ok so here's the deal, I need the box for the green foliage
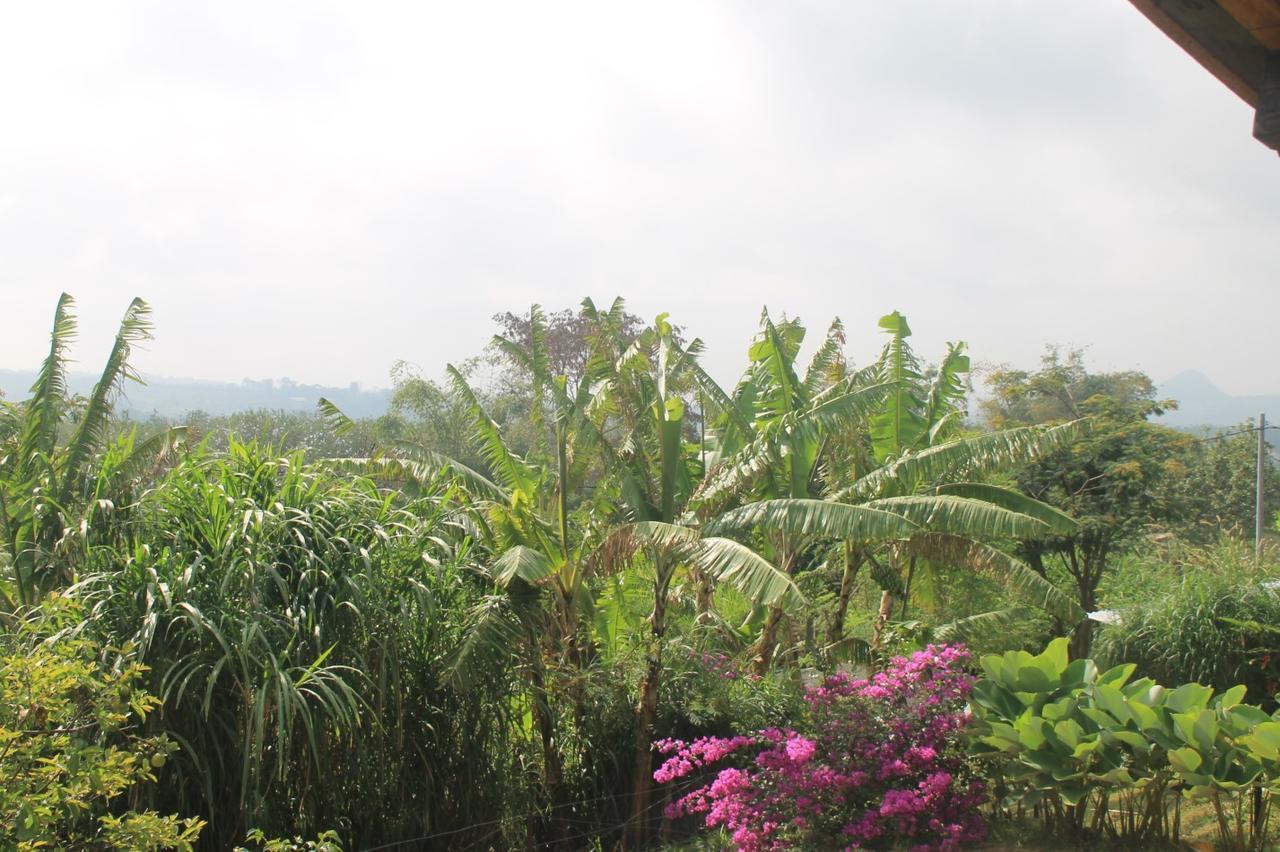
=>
[71,440,522,849]
[1160,422,1280,543]
[0,294,188,606]
[868,310,969,462]
[15,292,1269,850]
[971,637,1280,850]
[0,599,203,850]
[1094,537,1280,706]
[235,828,342,852]
[982,347,1193,656]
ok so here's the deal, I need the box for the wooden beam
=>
[1128,0,1269,104]
[1254,51,1280,150]
[1219,0,1280,49]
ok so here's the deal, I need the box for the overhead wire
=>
[359,781,672,852]
[1186,424,1279,444]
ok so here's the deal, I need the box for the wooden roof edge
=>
[1127,0,1261,105]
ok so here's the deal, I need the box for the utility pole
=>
[1259,412,1268,561]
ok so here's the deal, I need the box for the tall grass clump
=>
[1094,536,1280,706]
[69,440,531,849]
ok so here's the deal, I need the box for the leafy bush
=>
[234,828,343,851]
[654,645,986,851]
[657,640,806,735]
[970,637,1280,850]
[71,441,527,849]
[1093,537,1280,706]
[0,599,203,850]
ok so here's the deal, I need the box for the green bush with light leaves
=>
[0,600,203,850]
[970,637,1280,851]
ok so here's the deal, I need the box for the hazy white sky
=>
[2,1,1277,393]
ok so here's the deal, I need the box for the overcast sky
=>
[2,1,1277,394]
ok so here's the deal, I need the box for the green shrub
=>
[1094,537,1280,706]
[657,639,805,735]
[0,599,203,850]
[71,441,527,849]
[234,828,343,851]
[970,637,1280,851]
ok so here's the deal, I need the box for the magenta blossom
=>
[654,645,986,851]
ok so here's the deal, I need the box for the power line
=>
[358,782,667,852]
[1189,424,1280,444]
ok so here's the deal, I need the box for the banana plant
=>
[859,314,1085,646]
[676,310,896,671]
[581,300,816,847]
[325,306,600,657]
[862,310,969,639]
[869,310,971,465]
[327,306,618,846]
[710,312,1089,655]
[0,294,188,607]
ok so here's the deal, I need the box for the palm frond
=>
[592,520,805,611]
[803,318,846,397]
[822,635,873,665]
[751,313,803,420]
[447,364,537,494]
[866,494,1053,539]
[685,347,753,438]
[448,594,524,690]
[709,498,919,540]
[903,532,1084,622]
[692,536,806,612]
[924,342,970,438]
[491,309,558,423]
[102,426,191,491]
[869,310,927,461]
[932,607,1034,645]
[317,397,359,436]
[935,482,1077,535]
[840,420,1089,500]
[693,382,895,509]
[59,298,153,501]
[18,293,76,480]
[320,454,506,503]
[491,544,556,587]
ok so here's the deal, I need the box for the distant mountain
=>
[1,365,1269,430]
[0,370,392,419]
[1157,370,1279,429]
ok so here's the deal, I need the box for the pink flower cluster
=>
[654,645,986,851]
[653,735,756,783]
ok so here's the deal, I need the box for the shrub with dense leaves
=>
[0,599,203,850]
[970,637,1280,850]
[1093,537,1280,707]
[654,645,986,851]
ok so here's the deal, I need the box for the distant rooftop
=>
[1127,0,1280,152]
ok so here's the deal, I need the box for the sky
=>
[2,1,1278,395]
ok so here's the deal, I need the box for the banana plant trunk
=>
[692,568,715,624]
[752,607,787,675]
[870,548,903,649]
[826,542,863,647]
[871,590,894,649]
[627,552,672,849]
[752,542,794,675]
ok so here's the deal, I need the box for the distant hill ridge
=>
[1156,370,1279,429]
[0,370,393,419]
[0,367,1272,428]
